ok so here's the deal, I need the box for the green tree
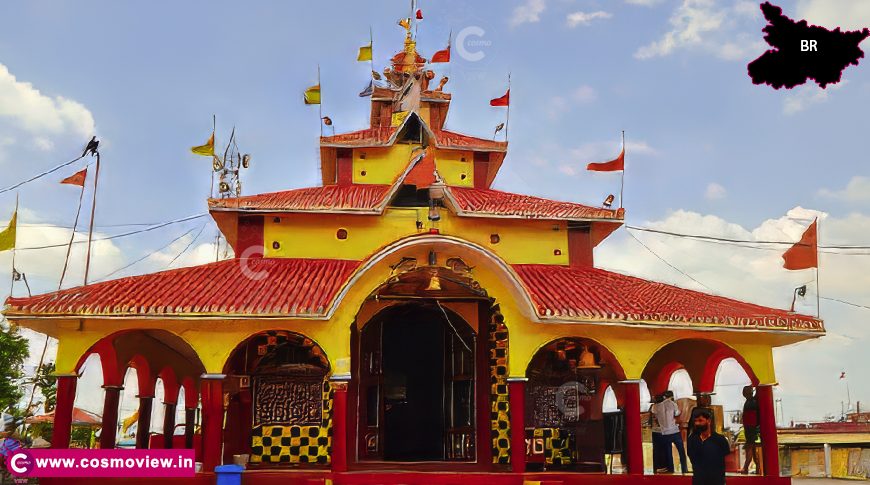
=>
[28,362,58,413]
[0,322,29,412]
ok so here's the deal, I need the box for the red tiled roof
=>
[512,264,823,331]
[320,127,397,146]
[434,130,507,151]
[447,187,624,221]
[208,184,392,212]
[5,258,360,317]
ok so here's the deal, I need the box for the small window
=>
[272,241,280,250]
[490,234,500,244]
[336,229,348,240]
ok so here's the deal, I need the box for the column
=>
[620,380,644,475]
[51,374,78,449]
[508,377,528,474]
[201,374,225,473]
[136,396,153,449]
[757,384,780,477]
[163,402,177,449]
[330,378,349,473]
[100,385,124,450]
[185,407,196,450]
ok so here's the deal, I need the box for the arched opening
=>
[524,337,627,473]
[222,331,331,465]
[668,369,694,400]
[355,301,478,462]
[117,367,140,448]
[151,378,166,445]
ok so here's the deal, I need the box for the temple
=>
[4,20,824,485]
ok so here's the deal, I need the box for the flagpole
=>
[9,193,18,297]
[83,152,100,286]
[505,71,511,142]
[816,217,820,318]
[58,178,87,290]
[620,131,625,209]
[318,64,323,137]
[210,115,215,199]
[370,26,374,80]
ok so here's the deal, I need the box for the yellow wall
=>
[263,209,569,265]
[352,145,415,185]
[433,148,474,187]
[41,236,781,388]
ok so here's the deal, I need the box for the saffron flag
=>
[782,219,818,270]
[587,149,625,172]
[304,84,321,105]
[61,168,87,187]
[840,372,846,379]
[0,211,16,252]
[431,46,450,63]
[190,134,215,156]
[490,89,509,106]
[358,42,372,62]
[416,9,422,20]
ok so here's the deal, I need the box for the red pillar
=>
[621,380,644,475]
[201,375,225,473]
[185,407,196,450]
[330,379,349,473]
[51,375,78,449]
[508,378,527,474]
[757,384,780,477]
[163,402,177,449]
[135,397,153,449]
[100,385,123,450]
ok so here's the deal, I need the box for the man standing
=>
[740,386,761,474]
[687,409,731,485]
[654,390,688,474]
[649,394,666,472]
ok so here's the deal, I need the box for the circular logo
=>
[8,450,34,477]
[239,246,271,281]
[439,14,499,80]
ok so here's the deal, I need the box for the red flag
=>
[60,168,87,187]
[490,89,509,107]
[416,9,422,19]
[782,219,818,270]
[840,372,846,379]
[431,47,450,63]
[586,150,624,172]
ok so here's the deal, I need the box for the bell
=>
[426,275,441,291]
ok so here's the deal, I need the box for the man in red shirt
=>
[741,386,760,474]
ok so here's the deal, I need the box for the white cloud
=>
[510,0,546,26]
[783,80,848,115]
[573,85,597,103]
[733,0,760,19]
[797,0,870,43]
[547,96,571,119]
[817,176,870,202]
[566,11,613,28]
[705,182,727,199]
[0,62,96,164]
[634,0,766,60]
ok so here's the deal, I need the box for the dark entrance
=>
[382,315,444,461]
[357,303,476,462]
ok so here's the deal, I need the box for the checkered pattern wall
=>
[534,428,573,466]
[250,380,334,464]
[490,315,511,464]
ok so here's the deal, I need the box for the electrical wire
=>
[16,213,208,251]
[0,155,87,194]
[821,297,870,311]
[626,229,713,292]
[626,225,870,250]
[166,223,207,268]
[94,226,200,283]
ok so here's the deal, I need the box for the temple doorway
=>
[357,302,477,463]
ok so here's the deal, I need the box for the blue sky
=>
[1,0,869,422]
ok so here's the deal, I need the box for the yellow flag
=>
[190,133,215,156]
[391,111,410,127]
[304,84,321,105]
[358,42,372,62]
[0,211,17,252]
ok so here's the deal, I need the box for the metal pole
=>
[9,193,18,296]
[83,152,100,286]
[505,72,511,142]
[620,131,625,209]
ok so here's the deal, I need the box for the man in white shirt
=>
[654,390,688,473]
